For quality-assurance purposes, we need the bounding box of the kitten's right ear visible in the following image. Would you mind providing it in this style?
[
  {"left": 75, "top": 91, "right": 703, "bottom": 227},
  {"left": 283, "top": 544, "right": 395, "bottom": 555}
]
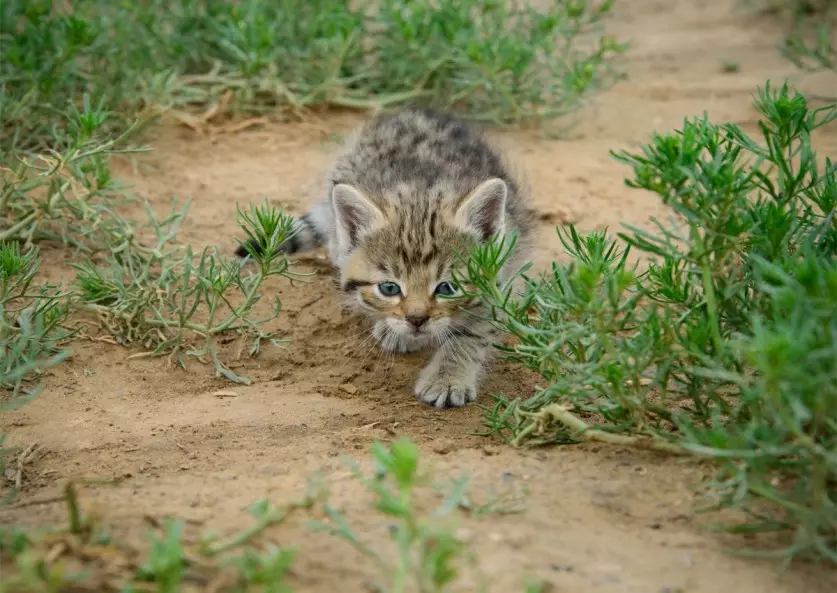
[{"left": 331, "top": 184, "right": 384, "bottom": 252}]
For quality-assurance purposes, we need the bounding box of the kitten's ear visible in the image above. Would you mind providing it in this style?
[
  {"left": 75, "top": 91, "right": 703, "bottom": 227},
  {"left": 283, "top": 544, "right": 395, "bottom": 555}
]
[
  {"left": 454, "top": 178, "right": 507, "bottom": 241},
  {"left": 331, "top": 184, "right": 384, "bottom": 252}
]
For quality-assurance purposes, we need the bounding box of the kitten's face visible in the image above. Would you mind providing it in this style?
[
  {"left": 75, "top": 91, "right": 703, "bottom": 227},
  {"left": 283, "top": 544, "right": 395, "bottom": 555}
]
[
  {"left": 331, "top": 177, "right": 507, "bottom": 345},
  {"left": 341, "top": 224, "right": 476, "bottom": 345}
]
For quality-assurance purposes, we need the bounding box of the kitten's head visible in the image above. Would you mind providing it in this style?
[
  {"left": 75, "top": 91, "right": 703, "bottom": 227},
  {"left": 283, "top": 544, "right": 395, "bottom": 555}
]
[{"left": 332, "top": 178, "right": 507, "bottom": 344}]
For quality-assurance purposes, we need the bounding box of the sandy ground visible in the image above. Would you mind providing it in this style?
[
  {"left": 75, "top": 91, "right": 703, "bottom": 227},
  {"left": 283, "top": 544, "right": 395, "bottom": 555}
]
[{"left": 2, "top": 1, "right": 836, "bottom": 591}]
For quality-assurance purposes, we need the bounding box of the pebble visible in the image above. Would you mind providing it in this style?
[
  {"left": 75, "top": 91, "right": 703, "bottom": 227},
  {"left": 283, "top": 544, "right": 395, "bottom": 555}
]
[
  {"left": 550, "top": 563, "right": 574, "bottom": 572},
  {"left": 339, "top": 383, "right": 358, "bottom": 395},
  {"left": 432, "top": 440, "right": 454, "bottom": 455}
]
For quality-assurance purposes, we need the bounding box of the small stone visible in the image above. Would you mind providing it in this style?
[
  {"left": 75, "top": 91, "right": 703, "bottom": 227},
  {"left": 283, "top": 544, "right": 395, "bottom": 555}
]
[
  {"left": 550, "top": 563, "right": 574, "bottom": 572},
  {"left": 432, "top": 440, "right": 454, "bottom": 455},
  {"left": 339, "top": 383, "right": 359, "bottom": 395},
  {"left": 482, "top": 445, "right": 500, "bottom": 456}
]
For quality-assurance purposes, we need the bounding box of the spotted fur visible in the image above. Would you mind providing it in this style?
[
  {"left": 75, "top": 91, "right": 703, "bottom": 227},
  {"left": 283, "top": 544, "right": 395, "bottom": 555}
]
[{"left": 236, "top": 108, "right": 535, "bottom": 408}]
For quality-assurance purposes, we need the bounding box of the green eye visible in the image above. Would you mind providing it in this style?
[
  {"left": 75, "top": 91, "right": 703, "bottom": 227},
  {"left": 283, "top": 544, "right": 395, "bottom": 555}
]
[
  {"left": 377, "top": 282, "right": 402, "bottom": 297},
  {"left": 434, "top": 282, "right": 456, "bottom": 297}
]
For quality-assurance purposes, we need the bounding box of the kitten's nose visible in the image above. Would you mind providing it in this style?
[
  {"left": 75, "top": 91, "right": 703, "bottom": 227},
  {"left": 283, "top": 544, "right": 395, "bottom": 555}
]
[{"left": 406, "top": 313, "right": 429, "bottom": 329}]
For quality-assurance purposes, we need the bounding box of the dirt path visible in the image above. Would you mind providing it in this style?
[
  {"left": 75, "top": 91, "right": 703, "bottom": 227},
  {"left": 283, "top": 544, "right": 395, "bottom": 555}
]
[{"left": 3, "top": 1, "right": 836, "bottom": 591}]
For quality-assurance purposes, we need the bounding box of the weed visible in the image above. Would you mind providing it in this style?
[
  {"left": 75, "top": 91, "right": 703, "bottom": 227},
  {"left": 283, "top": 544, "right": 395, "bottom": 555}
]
[
  {"left": 747, "top": 0, "right": 837, "bottom": 80},
  {"left": 0, "top": 242, "right": 73, "bottom": 406},
  {"left": 721, "top": 59, "right": 742, "bottom": 73},
  {"left": 1, "top": 100, "right": 301, "bottom": 385},
  {"left": 72, "top": 198, "right": 300, "bottom": 384},
  {"left": 782, "top": 24, "right": 836, "bottom": 74},
  {"left": 459, "top": 82, "right": 837, "bottom": 564},
  {"left": 310, "top": 438, "right": 473, "bottom": 593},
  {"left": 0, "top": 480, "right": 318, "bottom": 592},
  {"left": 1, "top": 0, "right": 625, "bottom": 154}
]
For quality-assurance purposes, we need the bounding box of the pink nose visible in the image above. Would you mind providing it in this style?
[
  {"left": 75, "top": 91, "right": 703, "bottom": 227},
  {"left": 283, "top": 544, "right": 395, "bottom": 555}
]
[{"left": 406, "top": 314, "right": 429, "bottom": 329}]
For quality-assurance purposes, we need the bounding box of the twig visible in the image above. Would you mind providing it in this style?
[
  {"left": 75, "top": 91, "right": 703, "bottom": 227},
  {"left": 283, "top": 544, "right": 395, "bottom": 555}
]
[
  {"left": 14, "top": 442, "right": 41, "bottom": 490},
  {"left": 65, "top": 481, "right": 83, "bottom": 534},
  {"left": 520, "top": 404, "right": 687, "bottom": 455}
]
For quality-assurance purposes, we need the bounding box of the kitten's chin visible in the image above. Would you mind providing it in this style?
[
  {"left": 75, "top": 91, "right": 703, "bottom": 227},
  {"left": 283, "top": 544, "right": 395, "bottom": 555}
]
[{"left": 372, "top": 318, "right": 434, "bottom": 354}]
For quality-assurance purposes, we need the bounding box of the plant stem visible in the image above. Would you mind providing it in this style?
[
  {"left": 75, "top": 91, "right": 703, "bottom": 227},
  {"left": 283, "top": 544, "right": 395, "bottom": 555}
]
[{"left": 526, "top": 404, "right": 687, "bottom": 455}]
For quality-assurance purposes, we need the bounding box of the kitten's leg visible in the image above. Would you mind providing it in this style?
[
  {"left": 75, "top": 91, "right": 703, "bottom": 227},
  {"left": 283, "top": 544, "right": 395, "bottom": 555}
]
[
  {"left": 235, "top": 199, "right": 332, "bottom": 258},
  {"left": 414, "top": 326, "right": 494, "bottom": 408}
]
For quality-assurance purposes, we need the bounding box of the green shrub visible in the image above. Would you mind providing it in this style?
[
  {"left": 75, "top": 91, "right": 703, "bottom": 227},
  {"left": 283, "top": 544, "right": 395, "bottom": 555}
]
[
  {"left": 1, "top": 0, "right": 625, "bottom": 153},
  {"left": 460, "top": 82, "right": 837, "bottom": 564}
]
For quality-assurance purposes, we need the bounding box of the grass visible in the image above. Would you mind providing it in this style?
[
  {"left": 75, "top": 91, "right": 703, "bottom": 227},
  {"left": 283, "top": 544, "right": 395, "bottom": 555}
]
[
  {"left": 1, "top": 0, "right": 626, "bottom": 155},
  {"left": 1, "top": 102, "right": 300, "bottom": 389},
  {"left": 311, "top": 439, "right": 476, "bottom": 593},
  {"left": 0, "top": 243, "right": 73, "bottom": 406},
  {"left": 458, "top": 82, "right": 837, "bottom": 566},
  {"left": 0, "top": 439, "right": 528, "bottom": 592},
  {"left": 0, "top": 469, "right": 318, "bottom": 592},
  {"left": 746, "top": 0, "right": 837, "bottom": 81}
]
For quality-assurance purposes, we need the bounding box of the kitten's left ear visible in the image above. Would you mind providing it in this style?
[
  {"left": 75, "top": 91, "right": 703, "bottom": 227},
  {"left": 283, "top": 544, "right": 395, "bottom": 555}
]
[{"left": 454, "top": 178, "right": 507, "bottom": 241}]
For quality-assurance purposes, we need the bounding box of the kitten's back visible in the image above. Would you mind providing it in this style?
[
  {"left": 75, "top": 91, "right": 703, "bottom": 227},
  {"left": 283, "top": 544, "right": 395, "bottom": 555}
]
[{"left": 329, "top": 109, "right": 532, "bottom": 224}]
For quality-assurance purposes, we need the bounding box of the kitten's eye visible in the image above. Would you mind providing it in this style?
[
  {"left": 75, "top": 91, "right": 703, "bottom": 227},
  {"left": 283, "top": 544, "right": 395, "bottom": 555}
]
[
  {"left": 377, "top": 282, "right": 402, "bottom": 297},
  {"left": 434, "top": 282, "right": 457, "bottom": 297}
]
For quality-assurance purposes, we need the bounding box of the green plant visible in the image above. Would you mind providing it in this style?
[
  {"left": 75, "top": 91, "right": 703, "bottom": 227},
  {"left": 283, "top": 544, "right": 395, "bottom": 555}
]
[
  {"left": 0, "top": 481, "right": 315, "bottom": 592},
  {"left": 1, "top": 0, "right": 625, "bottom": 155},
  {"left": 72, "top": 198, "right": 300, "bottom": 384},
  {"left": 745, "top": 0, "right": 837, "bottom": 79},
  {"left": 459, "top": 82, "right": 836, "bottom": 564},
  {"left": 136, "top": 519, "right": 187, "bottom": 592},
  {"left": 782, "top": 25, "right": 836, "bottom": 74},
  {"left": 0, "top": 242, "right": 73, "bottom": 406},
  {"left": 311, "top": 438, "right": 472, "bottom": 593},
  {"left": 365, "top": 0, "right": 626, "bottom": 125},
  {"left": 1, "top": 100, "right": 300, "bottom": 385}
]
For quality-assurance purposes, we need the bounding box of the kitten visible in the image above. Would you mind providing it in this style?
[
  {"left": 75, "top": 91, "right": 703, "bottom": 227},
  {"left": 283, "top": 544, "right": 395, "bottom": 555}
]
[{"left": 236, "top": 109, "right": 534, "bottom": 408}]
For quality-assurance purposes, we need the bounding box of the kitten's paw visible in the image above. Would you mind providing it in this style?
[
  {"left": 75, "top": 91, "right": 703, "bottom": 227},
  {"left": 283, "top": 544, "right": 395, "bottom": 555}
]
[{"left": 414, "top": 373, "right": 477, "bottom": 409}]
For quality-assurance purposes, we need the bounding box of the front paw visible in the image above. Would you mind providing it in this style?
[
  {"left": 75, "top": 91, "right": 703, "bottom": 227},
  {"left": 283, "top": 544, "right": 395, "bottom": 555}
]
[{"left": 414, "top": 371, "right": 477, "bottom": 409}]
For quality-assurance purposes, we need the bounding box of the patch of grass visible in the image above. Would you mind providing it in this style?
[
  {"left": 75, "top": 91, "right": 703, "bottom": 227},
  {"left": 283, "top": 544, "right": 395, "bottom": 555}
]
[
  {"left": 0, "top": 480, "right": 320, "bottom": 592},
  {"left": 311, "top": 438, "right": 483, "bottom": 593},
  {"left": 459, "top": 82, "right": 837, "bottom": 565},
  {"left": 745, "top": 0, "right": 837, "bottom": 81},
  {"left": 0, "top": 101, "right": 301, "bottom": 387},
  {"left": 1, "top": 0, "right": 625, "bottom": 154},
  {"left": 0, "top": 440, "right": 529, "bottom": 591},
  {"left": 0, "top": 243, "right": 73, "bottom": 406},
  {"left": 720, "top": 59, "right": 742, "bottom": 73},
  {"left": 782, "top": 24, "right": 836, "bottom": 74},
  {"left": 71, "top": 197, "right": 300, "bottom": 384}
]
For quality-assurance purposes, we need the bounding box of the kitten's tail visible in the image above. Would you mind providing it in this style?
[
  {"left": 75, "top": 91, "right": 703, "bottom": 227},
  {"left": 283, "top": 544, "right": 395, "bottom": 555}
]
[{"left": 235, "top": 210, "right": 327, "bottom": 257}]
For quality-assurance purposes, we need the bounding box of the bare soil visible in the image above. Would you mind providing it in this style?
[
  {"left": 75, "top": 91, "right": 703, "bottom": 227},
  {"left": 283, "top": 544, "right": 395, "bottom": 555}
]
[{"left": 3, "top": 1, "right": 836, "bottom": 591}]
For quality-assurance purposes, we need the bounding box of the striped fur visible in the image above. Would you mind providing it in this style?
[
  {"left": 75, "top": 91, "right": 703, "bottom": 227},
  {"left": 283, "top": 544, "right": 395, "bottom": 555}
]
[{"left": 236, "top": 108, "right": 535, "bottom": 408}]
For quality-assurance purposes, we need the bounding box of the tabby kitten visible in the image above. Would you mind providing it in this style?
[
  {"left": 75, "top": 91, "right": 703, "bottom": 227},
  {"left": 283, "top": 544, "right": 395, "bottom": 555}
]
[{"left": 236, "top": 109, "right": 534, "bottom": 408}]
